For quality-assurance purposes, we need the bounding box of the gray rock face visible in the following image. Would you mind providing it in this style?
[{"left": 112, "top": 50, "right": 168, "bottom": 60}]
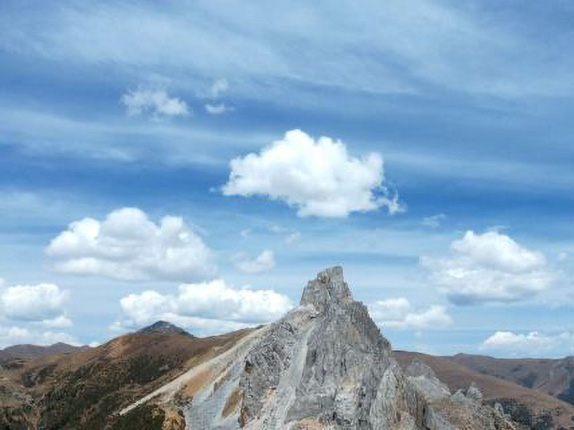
[
  {"left": 405, "top": 360, "right": 451, "bottom": 402},
  {"left": 239, "top": 267, "right": 420, "bottom": 429},
  {"left": 300, "top": 266, "right": 353, "bottom": 311}
]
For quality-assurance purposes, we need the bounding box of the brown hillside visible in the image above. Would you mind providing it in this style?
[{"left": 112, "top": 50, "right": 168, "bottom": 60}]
[
  {"left": 395, "top": 351, "right": 574, "bottom": 430},
  {"left": 0, "top": 326, "right": 253, "bottom": 430}
]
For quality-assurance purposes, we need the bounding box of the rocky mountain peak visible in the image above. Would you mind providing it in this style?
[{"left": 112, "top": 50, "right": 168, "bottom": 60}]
[
  {"left": 138, "top": 320, "right": 190, "bottom": 335},
  {"left": 114, "top": 267, "right": 519, "bottom": 430},
  {"left": 300, "top": 265, "right": 353, "bottom": 311}
]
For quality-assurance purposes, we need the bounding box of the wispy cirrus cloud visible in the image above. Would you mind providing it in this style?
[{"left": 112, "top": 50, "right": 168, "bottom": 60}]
[
  {"left": 121, "top": 88, "right": 190, "bottom": 118},
  {"left": 3, "top": 0, "right": 574, "bottom": 99},
  {"left": 422, "top": 214, "right": 446, "bottom": 228},
  {"left": 233, "top": 249, "right": 276, "bottom": 274}
]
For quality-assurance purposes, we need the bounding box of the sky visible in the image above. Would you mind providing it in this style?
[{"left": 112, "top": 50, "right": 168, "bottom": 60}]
[{"left": 1, "top": 0, "right": 574, "bottom": 358}]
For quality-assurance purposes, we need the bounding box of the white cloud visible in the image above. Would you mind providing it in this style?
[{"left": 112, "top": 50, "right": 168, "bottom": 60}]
[
  {"left": 209, "top": 78, "right": 229, "bottom": 98},
  {"left": 233, "top": 250, "right": 276, "bottom": 274},
  {"left": 0, "top": 281, "right": 75, "bottom": 346},
  {"left": 480, "top": 331, "right": 573, "bottom": 355},
  {"left": 121, "top": 88, "right": 190, "bottom": 117},
  {"left": 204, "top": 78, "right": 234, "bottom": 114},
  {"left": 285, "top": 231, "right": 301, "bottom": 245},
  {"left": 368, "top": 298, "right": 452, "bottom": 330},
  {"left": 0, "top": 326, "right": 31, "bottom": 346},
  {"left": 268, "top": 225, "right": 301, "bottom": 245},
  {"left": 46, "top": 208, "right": 216, "bottom": 282},
  {"left": 558, "top": 252, "right": 569, "bottom": 261},
  {"left": 205, "top": 102, "right": 234, "bottom": 115},
  {"left": 39, "top": 331, "right": 80, "bottom": 346},
  {"left": 222, "top": 129, "right": 402, "bottom": 217},
  {"left": 40, "top": 315, "right": 73, "bottom": 329},
  {"left": 422, "top": 231, "right": 556, "bottom": 305},
  {"left": 114, "top": 279, "right": 293, "bottom": 336},
  {"left": 0, "top": 283, "right": 70, "bottom": 323},
  {"left": 175, "top": 280, "right": 290, "bottom": 322},
  {"left": 422, "top": 214, "right": 446, "bottom": 228}
]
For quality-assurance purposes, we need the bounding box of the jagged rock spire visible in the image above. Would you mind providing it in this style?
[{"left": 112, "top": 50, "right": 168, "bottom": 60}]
[{"left": 300, "top": 266, "right": 353, "bottom": 311}]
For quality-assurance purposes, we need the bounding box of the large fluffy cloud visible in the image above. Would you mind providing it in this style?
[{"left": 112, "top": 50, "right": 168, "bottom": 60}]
[
  {"left": 0, "top": 281, "right": 75, "bottom": 347},
  {"left": 422, "top": 231, "right": 556, "bottom": 305},
  {"left": 113, "top": 279, "right": 293, "bottom": 336},
  {"left": 0, "top": 283, "right": 71, "bottom": 327},
  {"left": 368, "top": 298, "right": 452, "bottom": 330},
  {"left": 222, "top": 129, "right": 402, "bottom": 218},
  {"left": 46, "top": 208, "right": 216, "bottom": 282},
  {"left": 121, "top": 88, "right": 190, "bottom": 117}
]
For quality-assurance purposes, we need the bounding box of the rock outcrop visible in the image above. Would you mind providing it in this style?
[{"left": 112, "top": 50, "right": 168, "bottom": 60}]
[
  {"left": 405, "top": 360, "right": 451, "bottom": 402},
  {"left": 239, "top": 266, "right": 416, "bottom": 429}
]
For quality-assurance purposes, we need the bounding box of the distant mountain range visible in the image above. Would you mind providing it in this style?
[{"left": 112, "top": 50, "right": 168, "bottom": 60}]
[
  {"left": 0, "top": 342, "right": 84, "bottom": 362},
  {"left": 1, "top": 267, "right": 573, "bottom": 429},
  {"left": 395, "top": 351, "right": 574, "bottom": 430},
  {"left": 450, "top": 354, "right": 574, "bottom": 406}
]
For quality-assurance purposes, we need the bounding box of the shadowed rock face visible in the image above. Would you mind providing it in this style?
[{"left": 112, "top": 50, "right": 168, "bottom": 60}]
[
  {"left": 287, "top": 267, "right": 400, "bottom": 427},
  {"left": 239, "top": 266, "right": 415, "bottom": 429}
]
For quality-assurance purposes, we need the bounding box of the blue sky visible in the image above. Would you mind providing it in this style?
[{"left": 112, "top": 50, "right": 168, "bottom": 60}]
[{"left": 0, "top": 0, "right": 573, "bottom": 357}]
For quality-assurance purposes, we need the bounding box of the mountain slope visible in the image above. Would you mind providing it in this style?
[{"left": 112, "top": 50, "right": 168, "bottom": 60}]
[
  {"left": 395, "top": 351, "right": 574, "bottom": 430},
  {"left": 450, "top": 354, "right": 574, "bottom": 406},
  {"left": 0, "top": 325, "right": 253, "bottom": 429}
]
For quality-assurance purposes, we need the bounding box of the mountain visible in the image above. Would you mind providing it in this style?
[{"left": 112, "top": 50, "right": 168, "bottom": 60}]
[
  {"left": 449, "top": 354, "right": 574, "bottom": 406},
  {"left": 395, "top": 351, "right": 574, "bottom": 430},
  {"left": 0, "top": 342, "right": 83, "bottom": 362},
  {"left": 0, "top": 325, "right": 254, "bottom": 429},
  {"left": 117, "top": 266, "right": 515, "bottom": 429},
  {"left": 139, "top": 320, "right": 192, "bottom": 336},
  {"left": 0, "top": 266, "right": 562, "bottom": 429}
]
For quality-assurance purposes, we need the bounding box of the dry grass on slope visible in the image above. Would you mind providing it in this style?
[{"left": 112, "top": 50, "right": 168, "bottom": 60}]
[{"left": 0, "top": 327, "right": 255, "bottom": 430}]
